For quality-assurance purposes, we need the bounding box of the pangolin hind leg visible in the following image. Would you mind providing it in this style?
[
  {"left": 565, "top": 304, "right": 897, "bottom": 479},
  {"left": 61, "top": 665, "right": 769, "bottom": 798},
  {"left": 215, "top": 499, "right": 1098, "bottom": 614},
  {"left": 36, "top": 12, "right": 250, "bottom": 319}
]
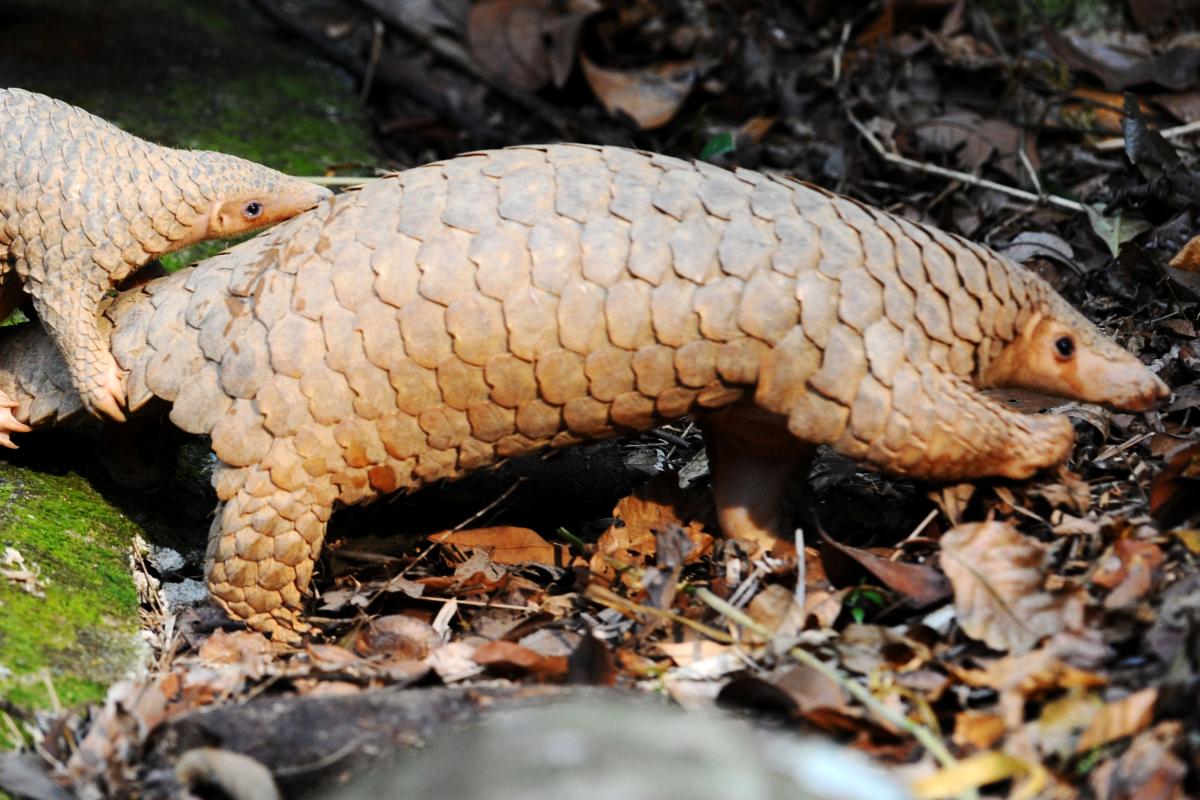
[
  {"left": 205, "top": 463, "right": 335, "bottom": 643},
  {"left": 702, "top": 404, "right": 816, "bottom": 553},
  {"left": 29, "top": 270, "right": 126, "bottom": 421}
]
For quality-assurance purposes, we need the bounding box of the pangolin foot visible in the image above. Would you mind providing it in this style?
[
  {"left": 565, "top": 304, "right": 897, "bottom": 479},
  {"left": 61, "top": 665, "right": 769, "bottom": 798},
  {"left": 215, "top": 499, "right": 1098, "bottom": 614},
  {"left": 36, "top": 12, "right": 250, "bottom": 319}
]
[
  {"left": 0, "top": 398, "right": 31, "bottom": 449},
  {"left": 83, "top": 359, "right": 127, "bottom": 422}
]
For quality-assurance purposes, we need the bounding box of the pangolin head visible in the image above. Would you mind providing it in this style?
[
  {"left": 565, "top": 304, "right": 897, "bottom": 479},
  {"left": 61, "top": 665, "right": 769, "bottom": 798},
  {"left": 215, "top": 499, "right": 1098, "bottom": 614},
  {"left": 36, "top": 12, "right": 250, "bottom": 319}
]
[
  {"left": 197, "top": 153, "right": 332, "bottom": 239},
  {"left": 161, "top": 151, "right": 331, "bottom": 252},
  {"left": 981, "top": 271, "right": 1170, "bottom": 412}
]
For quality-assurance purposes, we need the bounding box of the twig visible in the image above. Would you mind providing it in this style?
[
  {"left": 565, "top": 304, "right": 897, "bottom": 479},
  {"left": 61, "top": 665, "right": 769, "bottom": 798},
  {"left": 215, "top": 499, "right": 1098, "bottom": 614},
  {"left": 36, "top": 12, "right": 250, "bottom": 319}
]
[
  {"left": 1093, "top": 118, "right": 1200, "bottom": 151},
  {"left": 352, "top": 0, "right": 572, "bottom": 137},
  {"left": 845, "top": 108, "right": 1087, "bottom": 214},
  {"left": 693, "top": 588, "right": 961, "bottom": 771},
  {"left": 396, "top": 478, "right": 527, "bottom": 579},
  {"left": 586, "top": 584, "right": 736, "bottom": 643},
  {"left": 359, "top": 18, "right": 385, "bottom": 106}
]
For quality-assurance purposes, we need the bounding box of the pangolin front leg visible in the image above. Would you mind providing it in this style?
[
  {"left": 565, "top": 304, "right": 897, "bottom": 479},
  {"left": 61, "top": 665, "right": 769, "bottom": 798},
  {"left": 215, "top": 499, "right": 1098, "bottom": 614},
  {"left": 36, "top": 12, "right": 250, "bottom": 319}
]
[
  {"left": 0, "top": 275, "right": 32, "bottom": 447},
  {"left": 204, "top": 463, "right": 335, "bottom": 643},
  {"left": 30, "top": 271, "right": 126, "bottom": 421},
  {"left": 813, "top": 365, "right": 1076, "bottom": 482}
]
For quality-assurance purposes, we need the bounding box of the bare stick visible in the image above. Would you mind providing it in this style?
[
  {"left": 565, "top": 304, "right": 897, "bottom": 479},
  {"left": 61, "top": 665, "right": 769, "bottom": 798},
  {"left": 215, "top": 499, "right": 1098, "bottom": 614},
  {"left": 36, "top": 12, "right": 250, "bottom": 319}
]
[
  {"left": 1093, "top": 119, "right": 1200, "bottom": 151},
  {"left": 845, "top": 109, "right": 1087, "bottom": 214}
]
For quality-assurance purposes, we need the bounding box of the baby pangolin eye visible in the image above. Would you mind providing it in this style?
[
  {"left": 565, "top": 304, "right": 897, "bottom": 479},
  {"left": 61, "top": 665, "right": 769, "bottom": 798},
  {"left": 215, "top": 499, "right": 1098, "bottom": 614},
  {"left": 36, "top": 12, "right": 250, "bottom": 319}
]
[
  {"left": 1055, "top": 336, "right": 1075, "bottom": 358},
  {"left": 244, "top": 201, "right": 263, "bottom": 219}
]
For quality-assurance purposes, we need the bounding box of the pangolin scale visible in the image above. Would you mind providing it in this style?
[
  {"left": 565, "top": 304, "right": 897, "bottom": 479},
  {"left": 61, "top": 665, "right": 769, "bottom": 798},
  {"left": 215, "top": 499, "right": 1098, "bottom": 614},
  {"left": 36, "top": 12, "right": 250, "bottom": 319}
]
[
  {"left": 0, "top": 88, "right": 330, "bottom": 434},
  {"left": 0, "top": 144, "right": 1169, "bottom": 640}
]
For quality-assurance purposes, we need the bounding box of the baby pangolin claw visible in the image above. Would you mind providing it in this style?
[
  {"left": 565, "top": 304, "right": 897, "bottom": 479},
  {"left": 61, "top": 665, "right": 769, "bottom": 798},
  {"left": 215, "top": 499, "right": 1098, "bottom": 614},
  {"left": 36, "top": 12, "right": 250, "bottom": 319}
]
[
  {"left": 0, "top": 395, "right": 31, "bottom": 449},
  {"left": 83, "top": 358, "right": 127, "bottom": 422}
]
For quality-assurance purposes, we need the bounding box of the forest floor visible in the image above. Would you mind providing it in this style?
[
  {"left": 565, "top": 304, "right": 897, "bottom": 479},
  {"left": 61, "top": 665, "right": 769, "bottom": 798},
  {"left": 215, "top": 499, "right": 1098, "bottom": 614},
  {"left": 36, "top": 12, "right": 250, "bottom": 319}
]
[{"left": 2, "top": 1, "right": 1200, "bottom": 798}]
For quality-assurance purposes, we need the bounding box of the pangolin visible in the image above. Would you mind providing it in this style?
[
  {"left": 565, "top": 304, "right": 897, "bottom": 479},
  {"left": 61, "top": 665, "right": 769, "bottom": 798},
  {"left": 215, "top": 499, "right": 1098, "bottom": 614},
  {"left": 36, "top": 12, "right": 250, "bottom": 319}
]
[
  {"left": 0, "top": 144, "right": 1169, "bottom": 641},
  {"left": 0, "top": 88, "right": 331, "bottom": 443}
]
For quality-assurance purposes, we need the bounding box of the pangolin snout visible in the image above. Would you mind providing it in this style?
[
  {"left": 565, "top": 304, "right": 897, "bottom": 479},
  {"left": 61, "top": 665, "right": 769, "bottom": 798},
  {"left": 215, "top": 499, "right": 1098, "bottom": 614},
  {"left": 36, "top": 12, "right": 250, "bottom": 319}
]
[{"left": 1112, "top": 371, "right": 1171, "bottom": 412}]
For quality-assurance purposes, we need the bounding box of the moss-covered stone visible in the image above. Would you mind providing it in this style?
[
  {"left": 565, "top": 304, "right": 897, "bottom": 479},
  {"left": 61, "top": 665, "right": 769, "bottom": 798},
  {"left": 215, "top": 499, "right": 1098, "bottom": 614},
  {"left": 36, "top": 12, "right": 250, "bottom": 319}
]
[{"left": 0, "top": 463, "right": 144, "bottom": 709}]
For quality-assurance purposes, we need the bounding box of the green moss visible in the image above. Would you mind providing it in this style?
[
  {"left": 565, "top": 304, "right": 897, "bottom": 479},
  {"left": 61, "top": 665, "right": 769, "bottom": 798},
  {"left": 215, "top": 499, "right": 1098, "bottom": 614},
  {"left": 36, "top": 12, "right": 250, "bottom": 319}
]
[{"left": 0, "top": 463, "right": 144, "bottom": 709}]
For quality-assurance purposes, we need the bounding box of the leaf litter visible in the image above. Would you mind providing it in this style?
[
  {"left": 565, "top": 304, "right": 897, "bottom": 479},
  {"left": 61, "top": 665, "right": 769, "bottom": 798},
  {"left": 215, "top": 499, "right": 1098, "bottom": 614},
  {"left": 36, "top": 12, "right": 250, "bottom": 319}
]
[{"left": 9, "top": 0, "right": 1200, "bottom": 797}]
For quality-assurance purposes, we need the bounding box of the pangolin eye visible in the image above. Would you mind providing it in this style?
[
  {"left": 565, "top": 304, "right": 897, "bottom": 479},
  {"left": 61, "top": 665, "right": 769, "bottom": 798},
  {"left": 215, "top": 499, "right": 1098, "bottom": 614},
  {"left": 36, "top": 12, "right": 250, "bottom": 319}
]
[
  {"left": 1055, "top": 336, "right": 1075, "bottom": 358},
  {"left": 244, "top": 201, "right": 263, "bottom": 219}
]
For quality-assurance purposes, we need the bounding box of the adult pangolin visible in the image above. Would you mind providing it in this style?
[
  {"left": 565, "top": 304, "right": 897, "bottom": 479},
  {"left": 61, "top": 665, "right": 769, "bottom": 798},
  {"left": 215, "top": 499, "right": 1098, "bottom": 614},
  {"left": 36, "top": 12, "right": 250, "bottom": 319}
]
[
  {"left": 0, "top": 88, "right": 331, "bottom": 443},
  {"left": 0, "top": 144, "right": 1169, "bottom": 641}
]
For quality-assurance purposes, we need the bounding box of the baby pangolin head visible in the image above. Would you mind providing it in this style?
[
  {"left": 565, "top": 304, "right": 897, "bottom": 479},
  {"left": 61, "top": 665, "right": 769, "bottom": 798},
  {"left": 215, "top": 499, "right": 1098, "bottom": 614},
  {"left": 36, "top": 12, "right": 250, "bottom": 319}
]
[
  {"left": 982, "top": 282, "right": 1169, "bottom": 412},
  {"left": 200, "top": 155, "right": 332, "bottom": 239},
  {"left": 165, "top": 151, "right": 332, "bottom": 253}
]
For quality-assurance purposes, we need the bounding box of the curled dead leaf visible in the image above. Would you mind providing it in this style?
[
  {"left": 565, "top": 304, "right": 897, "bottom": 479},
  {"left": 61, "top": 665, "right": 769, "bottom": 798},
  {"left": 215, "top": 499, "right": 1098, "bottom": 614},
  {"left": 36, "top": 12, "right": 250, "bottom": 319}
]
[
  {"left": 354, "top": 615, "right": 443, "bottom": 660},
  {"left": 473, "top": 640, "right": 568, "bottom": 680},
  {"left": 1076, "top": 688, "right": 1158, "bottom": 753},
  {"left": 580, "top": 54, "right": 697, "bottom": 129},
  {"left": 466, "top": 0, "right": 598, "bottom": 91},
  {"left": 940, "top": 521, "right": 1090, "bottom": 654},
  {"left": 430, "top": 526, "right": 567, "bottom": 567}
]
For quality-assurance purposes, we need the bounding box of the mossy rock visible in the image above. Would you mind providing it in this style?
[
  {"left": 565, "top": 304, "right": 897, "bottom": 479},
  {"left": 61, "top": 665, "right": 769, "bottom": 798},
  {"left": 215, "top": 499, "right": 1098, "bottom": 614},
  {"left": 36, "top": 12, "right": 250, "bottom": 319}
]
[{"left": 0, "top": 460, "right": 145, "bottom": 711}]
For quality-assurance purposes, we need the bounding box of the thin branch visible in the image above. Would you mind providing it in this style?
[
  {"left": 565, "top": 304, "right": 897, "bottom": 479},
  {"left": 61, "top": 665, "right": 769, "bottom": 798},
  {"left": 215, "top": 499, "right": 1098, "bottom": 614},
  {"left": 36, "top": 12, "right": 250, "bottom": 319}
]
[
  {"left": 845, "top": 108, "right": 1088, "bottom": 214},
  {"left": 693, "top": 588, "right": 961, "bottom": 771},
  {"left": 1093, "top": 118, "right": 1200, "bottom": 151}
]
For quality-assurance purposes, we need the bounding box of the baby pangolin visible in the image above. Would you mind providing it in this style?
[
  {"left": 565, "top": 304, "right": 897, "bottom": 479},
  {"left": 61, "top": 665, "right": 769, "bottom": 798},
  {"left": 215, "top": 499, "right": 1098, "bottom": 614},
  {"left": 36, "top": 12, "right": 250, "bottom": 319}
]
[
  {"left": 0, "top": 144, "right": 1169, "bottom": 641},
  {"left": 0, "top": 87, "right": 331, "bottom": 445}
]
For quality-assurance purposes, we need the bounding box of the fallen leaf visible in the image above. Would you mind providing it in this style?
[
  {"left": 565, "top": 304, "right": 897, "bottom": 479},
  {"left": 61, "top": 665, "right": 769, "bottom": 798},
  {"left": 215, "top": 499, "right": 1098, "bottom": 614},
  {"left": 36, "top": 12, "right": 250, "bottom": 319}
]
[
  {"left": 1076, "top": 688, "right": 1158, "bottom": 753},
  {"left": 467, "top": 0, "right": 597, "bottom": 91},
  {"left": 1149, "top": 442, "right": 1200, "bottom": 528},
  {"left": 198, "top": 630, "right": 274, "bottom": 671},
  {"left": 912, "top": 112, "right": 1033, "bottom": 180},
  {"left": 746, "top": 584, "right": 805, "bottom": 636},
  {"left": 354, "top": 615, "right": 443, "bottom": 660},
  {"left": 473, "top": 640, "right": 568, "bottom": 680},
  {"left": 1046, "top": 28, "right": 1200, "bottom": 91},
  {"left": 580, "top": 54, "right": 697, "bottom": 129},
  {"left": 717, "top": 663, "right": 848, "bottom": 719},
  {"left": 590, "top": 475, "right": 712, "bottom": 587},
  {"left": 940, "top": 521, "right": 1090, "bottom": 654},
  {"left": 1168, "top": 234, "right": 1200, "bottom": 271},
  {"left": 430, "top": 526, "right": 566, "bottom": 566},
  {"left": 952, "top": 710, "right": 1007, "bottom": 751},
  {"left": 1087, "top": 204, "right": 1152, "bottom": 257},
  {"left": 820, "top": 532, "right": 951, "bottom": 607},
  {"left": 1089, "top": 722, "right": 1187, "bottom": 800}
]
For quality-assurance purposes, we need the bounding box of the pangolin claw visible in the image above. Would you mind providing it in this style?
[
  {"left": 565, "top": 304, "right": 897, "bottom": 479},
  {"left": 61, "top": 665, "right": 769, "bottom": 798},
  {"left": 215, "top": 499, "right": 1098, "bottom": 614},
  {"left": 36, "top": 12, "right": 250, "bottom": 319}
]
[{"left": 0, "top": 396, "right": 31, "bottom": 449}]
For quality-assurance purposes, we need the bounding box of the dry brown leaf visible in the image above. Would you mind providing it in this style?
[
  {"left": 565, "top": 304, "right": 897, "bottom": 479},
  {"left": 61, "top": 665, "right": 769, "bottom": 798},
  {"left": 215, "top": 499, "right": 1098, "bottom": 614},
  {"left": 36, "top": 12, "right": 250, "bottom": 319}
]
[
  {"left": 354, "top": 615, "right": 443, "bottom": 660},
  {"left": 1089, "top": 722, "right": 1187, "bottom": 800},
  {"left": 836, "top": 624, "right": 932, "bottom": 676},
  {"left": 198, "top": 630, "right": 274, "bottom": 670},
  {"left": 952, "top": 710, "right": 1007, "bottom": 751},
  {"left": 431, "top": 526, "right": 566, "bottom": 566},
  {"left": 819, "top": 532, "right": 951, "bottom": 606},
  {"left": 590, "top": 475, "right": 712, "bottom": 587},
  {"left": 466, "top": 0, "right": 597, "bottom": 91},
  {"left": 1076, "top": 688, "right": 1159, "bottom": 753},
  {"left": 1170, "top": 235, "right": 1200, "bottom": 271},
  {"left": 940, "top": 521, "right": 1090, "bottom": 654},
  {"left": 580, "top": 54, "right": 697, "bottom": 129},
  {"left": 746, "top": 584, "right": 805, "bottom": 636},
  {"left": 472, "top": 640, "right": 568, "bottom": 680}
]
